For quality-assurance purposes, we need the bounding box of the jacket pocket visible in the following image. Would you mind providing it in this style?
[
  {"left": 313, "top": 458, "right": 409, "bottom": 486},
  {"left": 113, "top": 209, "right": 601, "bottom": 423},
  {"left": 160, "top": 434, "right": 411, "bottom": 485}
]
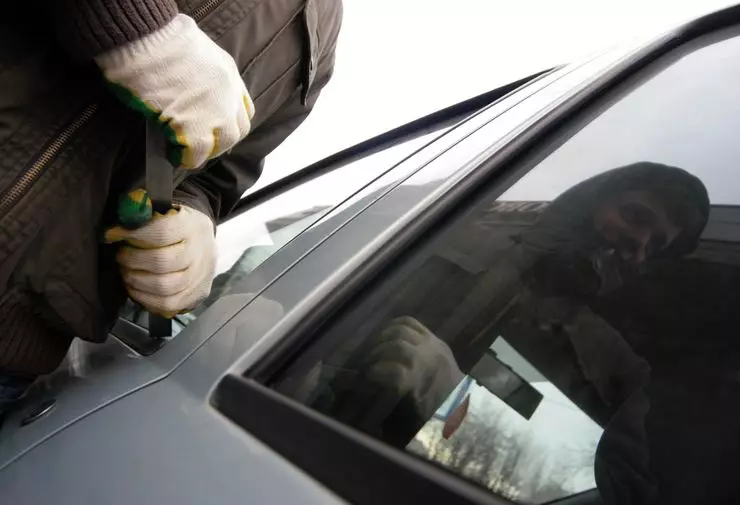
[{"left": 193, "top": 0, "right": 312, "bottom": 127}]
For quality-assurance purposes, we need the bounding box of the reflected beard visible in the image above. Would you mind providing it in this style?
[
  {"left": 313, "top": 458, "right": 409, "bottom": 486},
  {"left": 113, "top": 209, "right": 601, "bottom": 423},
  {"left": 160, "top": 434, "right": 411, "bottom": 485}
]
[{"left": 518, "top": 215, "right": 637, "bottom": 298}]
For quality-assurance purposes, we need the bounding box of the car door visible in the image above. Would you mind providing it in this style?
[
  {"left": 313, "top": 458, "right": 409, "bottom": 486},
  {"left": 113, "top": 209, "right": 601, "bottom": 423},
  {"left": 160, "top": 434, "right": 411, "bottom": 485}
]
[{"left": 203, "top": 7, "right": 740, "bottom": 505}]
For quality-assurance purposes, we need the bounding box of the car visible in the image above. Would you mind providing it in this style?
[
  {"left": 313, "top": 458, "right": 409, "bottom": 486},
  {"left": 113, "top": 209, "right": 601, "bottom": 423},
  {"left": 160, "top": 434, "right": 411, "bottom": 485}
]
[{"left": 3, "top": 4, "right": 740, "bottom": 504}]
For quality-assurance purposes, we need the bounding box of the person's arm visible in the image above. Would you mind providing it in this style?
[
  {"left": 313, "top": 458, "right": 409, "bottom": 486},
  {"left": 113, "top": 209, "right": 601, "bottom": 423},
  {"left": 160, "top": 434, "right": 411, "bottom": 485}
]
[
  {"left": 172, "top": 52, "right": 337, "bottom": 222},
  {"left": 595, "top": 388, "right": 658, "bottom": 505},
  {"left": 105, "top": 3, "right": 340, "bottom": 315},
  {"left": 52, "top": 0, "right": 178, "bottom": 60},
  {"left": 54, "top": 0, "right": 255, "bottom": 170}
]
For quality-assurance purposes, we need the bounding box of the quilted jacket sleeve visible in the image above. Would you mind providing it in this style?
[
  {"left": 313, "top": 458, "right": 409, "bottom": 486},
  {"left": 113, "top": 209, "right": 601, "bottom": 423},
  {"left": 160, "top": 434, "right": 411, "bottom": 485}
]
[{"left": 52, "top": 0, "right": 178, "bottom": 60}]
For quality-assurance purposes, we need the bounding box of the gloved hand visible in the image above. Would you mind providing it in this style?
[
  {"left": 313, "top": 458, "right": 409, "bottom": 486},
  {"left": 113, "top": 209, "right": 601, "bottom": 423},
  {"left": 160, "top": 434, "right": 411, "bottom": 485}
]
[
  {"left": 365, "top": 317, "right": 463, "bottom": 417},
  {"left": 338, "top": 317, "right": 463, "bottom": 442},
  {"left": 95, "top": 13, "right": 255, "bottom": 170},
  {"left": 105, "top": 194, "right": 217, "bottom": 317}
]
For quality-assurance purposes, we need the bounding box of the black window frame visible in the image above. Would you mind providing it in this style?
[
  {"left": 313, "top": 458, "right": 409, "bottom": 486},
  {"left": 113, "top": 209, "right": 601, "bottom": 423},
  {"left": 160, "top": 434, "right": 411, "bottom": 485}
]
[{"left": 212, "top": 6, "right": 740, "bottom": 505}]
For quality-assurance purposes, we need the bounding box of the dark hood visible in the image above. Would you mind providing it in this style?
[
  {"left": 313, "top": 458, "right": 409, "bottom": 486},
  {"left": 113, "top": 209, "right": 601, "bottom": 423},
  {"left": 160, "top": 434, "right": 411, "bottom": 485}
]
[{"left": 517, "top": 162, "right": 710, "bottom": 297}]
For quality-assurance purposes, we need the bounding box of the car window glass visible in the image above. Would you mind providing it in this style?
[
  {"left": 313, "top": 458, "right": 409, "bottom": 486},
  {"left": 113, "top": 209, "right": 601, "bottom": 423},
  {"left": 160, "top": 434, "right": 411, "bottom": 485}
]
[
  {"left": 118, "top": 128, "right": 449, "bottom": 330},
  {"left": 269, "top": 29, "right": 740, "bottom": 504}
]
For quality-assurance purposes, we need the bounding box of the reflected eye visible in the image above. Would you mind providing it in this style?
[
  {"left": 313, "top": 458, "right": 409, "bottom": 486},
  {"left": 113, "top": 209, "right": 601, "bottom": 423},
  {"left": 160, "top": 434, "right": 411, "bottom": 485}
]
[
  {"left": 612, "top": 203, "right": 670, "bottom": 257},
  {"left": 619, "top": 203, "right": 656, "bottom": 227}
]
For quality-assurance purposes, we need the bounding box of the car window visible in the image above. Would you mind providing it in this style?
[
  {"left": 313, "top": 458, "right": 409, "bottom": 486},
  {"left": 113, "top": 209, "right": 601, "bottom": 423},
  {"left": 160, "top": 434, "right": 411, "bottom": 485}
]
[
  {"left": 268, "top": 27, "right": 740, "bottom": 504},
  {"left": 117, "top": 128, "right": 449, "bottom": 330}
]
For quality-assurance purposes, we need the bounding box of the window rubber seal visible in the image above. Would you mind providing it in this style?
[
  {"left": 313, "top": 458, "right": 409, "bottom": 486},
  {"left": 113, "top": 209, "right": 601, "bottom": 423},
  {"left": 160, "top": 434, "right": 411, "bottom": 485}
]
[{"left": 224, "top": 69, "right": 554, "bottom": 223}]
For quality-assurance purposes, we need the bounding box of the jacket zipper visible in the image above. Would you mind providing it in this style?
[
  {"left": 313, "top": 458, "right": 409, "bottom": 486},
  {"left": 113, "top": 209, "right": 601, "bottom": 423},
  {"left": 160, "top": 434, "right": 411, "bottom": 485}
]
[
  {"left": 0, "top": 103, "right": 99, "bottom": 217},
  {"left": 0, "top": 0, "right": 223, "bottom": 218},
  {"left": 190, "top": 0, "right": 227, "bottom": 23}
]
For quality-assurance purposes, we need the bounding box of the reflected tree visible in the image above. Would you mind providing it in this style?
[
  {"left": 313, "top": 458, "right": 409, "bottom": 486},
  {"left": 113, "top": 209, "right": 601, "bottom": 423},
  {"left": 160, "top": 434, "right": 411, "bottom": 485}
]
[{"left": 409, "top": 409, "right": 594, "bottom": 504}]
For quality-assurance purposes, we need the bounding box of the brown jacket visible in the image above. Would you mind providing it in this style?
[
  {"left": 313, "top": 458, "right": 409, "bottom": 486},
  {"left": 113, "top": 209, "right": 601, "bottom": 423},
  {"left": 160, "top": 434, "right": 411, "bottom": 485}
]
[{"left": 0, "top": 0, "right": 342, "bottom": 376}]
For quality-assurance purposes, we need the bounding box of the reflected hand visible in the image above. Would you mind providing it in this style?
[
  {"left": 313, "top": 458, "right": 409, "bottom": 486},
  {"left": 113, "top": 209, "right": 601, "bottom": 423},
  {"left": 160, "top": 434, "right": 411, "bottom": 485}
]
[{"left": 337, "top": 317, "right": 463, "bottom": 444}]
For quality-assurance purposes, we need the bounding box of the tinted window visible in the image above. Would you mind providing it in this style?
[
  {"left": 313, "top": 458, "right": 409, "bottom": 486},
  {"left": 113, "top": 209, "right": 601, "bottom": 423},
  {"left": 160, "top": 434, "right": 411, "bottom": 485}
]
[{"left": 269, "top": 28, "right": 740, "bottom": 504}]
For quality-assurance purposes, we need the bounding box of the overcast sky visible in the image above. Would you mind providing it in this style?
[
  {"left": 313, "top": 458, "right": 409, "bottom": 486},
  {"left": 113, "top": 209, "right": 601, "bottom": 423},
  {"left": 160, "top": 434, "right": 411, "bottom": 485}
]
[{"left": 259, "top": 0, "right": 737, "bottom": 190}]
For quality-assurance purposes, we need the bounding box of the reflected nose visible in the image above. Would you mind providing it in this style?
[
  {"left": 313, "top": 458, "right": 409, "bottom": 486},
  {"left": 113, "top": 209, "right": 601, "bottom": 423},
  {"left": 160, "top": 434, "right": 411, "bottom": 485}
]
[{"left": 618, "top": 229, "right": 651, "bottom": 264}]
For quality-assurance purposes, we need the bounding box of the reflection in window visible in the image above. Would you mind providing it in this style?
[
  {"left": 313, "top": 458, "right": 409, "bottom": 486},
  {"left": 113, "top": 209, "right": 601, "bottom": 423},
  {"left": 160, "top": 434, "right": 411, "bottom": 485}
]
[
  {"left": 409, "top": 338, "right": 602, "bottom": 504},
  {"left": 270, "top": 29, "right": 740, "bottom": 505},
  {"left": 274, "top": 158, "right": 711, "bottom": 504}
]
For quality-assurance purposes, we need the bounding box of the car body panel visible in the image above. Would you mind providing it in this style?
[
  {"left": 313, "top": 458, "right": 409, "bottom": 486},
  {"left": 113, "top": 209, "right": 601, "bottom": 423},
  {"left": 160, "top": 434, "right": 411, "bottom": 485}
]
[{"left": 0, "top": 362, "right": 347, "bottom": 505}]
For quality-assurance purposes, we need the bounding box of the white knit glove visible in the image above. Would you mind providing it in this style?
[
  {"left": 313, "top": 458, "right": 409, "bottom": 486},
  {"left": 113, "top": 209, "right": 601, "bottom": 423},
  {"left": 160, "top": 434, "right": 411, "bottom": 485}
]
[
  {"left": 105, "top": 205, "right": 217, "bottom": 317},
  {"left": 360, "top": 317, "right": 464, "bottom": 423},
  {"left": 95, "top": 14, "right": 255, "bottom": 169}
]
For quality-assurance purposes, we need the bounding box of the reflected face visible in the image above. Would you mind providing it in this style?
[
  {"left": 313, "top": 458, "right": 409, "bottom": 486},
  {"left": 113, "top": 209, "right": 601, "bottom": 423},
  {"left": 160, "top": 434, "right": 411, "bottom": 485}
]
[
  {"left": 526, "top": 189, "right": 687, "bottom": 298},
  {"left": 593, "top": 190, "right": 683, "bottom": 265}
]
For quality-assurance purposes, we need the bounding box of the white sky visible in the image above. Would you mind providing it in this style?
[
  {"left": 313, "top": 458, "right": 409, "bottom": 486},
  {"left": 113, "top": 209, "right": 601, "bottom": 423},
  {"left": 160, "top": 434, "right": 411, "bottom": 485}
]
[{"left": 260, "top": 0, "right": 737, "bottom": 190}]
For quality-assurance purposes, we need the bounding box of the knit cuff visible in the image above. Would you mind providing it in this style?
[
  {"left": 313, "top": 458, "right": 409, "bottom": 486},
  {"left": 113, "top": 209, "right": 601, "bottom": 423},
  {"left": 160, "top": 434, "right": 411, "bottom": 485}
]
[
  {"left": 94, "top": 13, "right": 194, "bottom": 68},
  {"left": 54, "top": 0, "right": 178, "bottom": 60}
]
